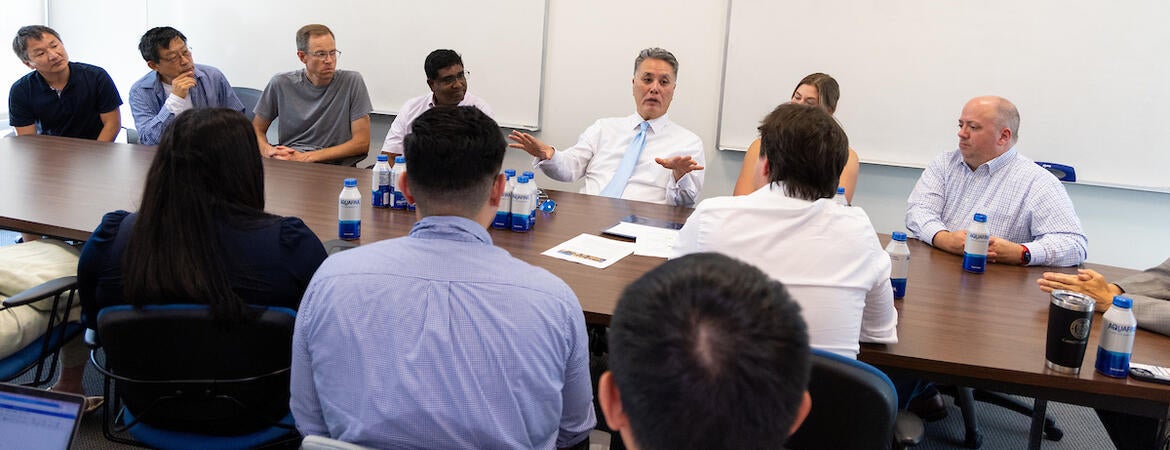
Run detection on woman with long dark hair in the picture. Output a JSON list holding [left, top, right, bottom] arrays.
[[78, 108, 326, 328], [733, 73, 861, 203]]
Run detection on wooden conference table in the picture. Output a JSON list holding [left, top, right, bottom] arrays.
[[3, 135, 1169, 445]]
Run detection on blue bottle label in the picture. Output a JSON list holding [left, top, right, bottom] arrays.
[[1094, 347, 1131, 378], [338, 220, 361, 240], [963, 253, 986, 273], [891, 278, 907, 299], [511, 213, 531, 232], [492, 211, 511, 229], [392, 191, 407, 209], [372, 187, 391, 208]]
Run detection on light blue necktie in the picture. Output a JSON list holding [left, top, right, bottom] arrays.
[[600, 121, 649, 198]]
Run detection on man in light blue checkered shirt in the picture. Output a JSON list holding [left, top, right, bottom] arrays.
[[291, 106, 595, 449], [906, 96, 1087, 267]]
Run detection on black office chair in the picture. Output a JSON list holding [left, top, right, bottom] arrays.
[[942, 386, 1062, 448], [90, 304, 299, 449], [232, 86, 263, 121], [0, 276, 82, 386], [787, 349, 922, 450]]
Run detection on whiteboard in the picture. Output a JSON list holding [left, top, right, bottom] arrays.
[[718, 0, 1170, 190], [50, 0, 547, 130]]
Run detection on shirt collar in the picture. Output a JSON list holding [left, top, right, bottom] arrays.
[[984, 146, 1018, 174], [758, 181, 819, 207], [954, 145, 1018, 174], [33, 62, 76, 93], [409, 216, 493, 245], [428, 92, 474, 108], [627, 112, 670, 134]]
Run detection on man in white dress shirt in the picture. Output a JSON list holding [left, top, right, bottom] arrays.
[[671, 103, 897, 358], [380, 49, 494, 164], [507, 48, 704, 206]]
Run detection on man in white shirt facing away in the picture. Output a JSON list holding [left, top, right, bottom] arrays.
[[671, 102, 897, 358]]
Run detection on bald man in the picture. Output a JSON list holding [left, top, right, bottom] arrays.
[[906, 96, 1087, 267]]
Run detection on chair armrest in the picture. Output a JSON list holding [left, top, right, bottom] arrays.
[[894, 410, 925, 448], [2, 276, 78, 307]]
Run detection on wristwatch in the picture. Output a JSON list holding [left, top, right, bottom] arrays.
[[1020, 244, 1031, 265]]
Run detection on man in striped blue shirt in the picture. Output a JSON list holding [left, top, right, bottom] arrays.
[[906, 96, 1087, 267], [291, 106, 595, 449]]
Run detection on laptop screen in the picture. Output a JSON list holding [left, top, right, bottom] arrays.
[[0, 383, 84, 450]]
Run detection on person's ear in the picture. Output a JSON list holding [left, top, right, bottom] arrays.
[[147, 60, 159, 72], [788, 390, 813, 436], [999, 127, 1012, 146], [400, 171, 414, 205], [489, 173, 505, 208], [598, 372, 629, 433]]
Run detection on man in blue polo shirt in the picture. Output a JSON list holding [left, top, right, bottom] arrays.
[[8, 25, 122, 140], [129, 27, 244, 145]]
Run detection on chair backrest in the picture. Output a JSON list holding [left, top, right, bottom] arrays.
[[232, 87, 263, 121], [123, 127, 139, 144], [95, 304, 296, 435], [786, 349, 898, 450]]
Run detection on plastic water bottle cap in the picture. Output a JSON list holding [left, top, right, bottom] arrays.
[[377, 154, 388, 162], [1112, 295, 1133, 309], [343, 178, 357, 187], [505, 169, 517, 176], [973, 213, 987, 222], [523, 171, 535, 179], [892, 231, 907, 241], [539, 199, 557, 213], [394, 156, 405, 164], [517, 176, 530, 183], [837, 187, 846, 194]]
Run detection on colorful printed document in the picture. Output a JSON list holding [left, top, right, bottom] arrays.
[[542, 233, 635, 269]]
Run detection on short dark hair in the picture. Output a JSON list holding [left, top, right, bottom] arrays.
[[403, 106, 505, 216], [12, 25, 61, 63], [758, 103, 849, 201], [793, 73, 840, 114], [296, 24, 333, 52], [123, 108, 272, 324], [424, 49, 463, 80], [609, 252, 811, 450], [138, 26, 187, 63]]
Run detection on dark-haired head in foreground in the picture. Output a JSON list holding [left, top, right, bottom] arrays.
[[402, 105, 506, 221], [599, 252, 812, 450]]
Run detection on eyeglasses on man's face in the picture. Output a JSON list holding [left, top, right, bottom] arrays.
[[160, 47, 193, 65], [435, 70, 469, 87], [308, 50, 341, 60]]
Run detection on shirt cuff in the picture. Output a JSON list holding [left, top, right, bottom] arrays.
[[1022, 241, 1045, 266], [163, 93, 192, 115], [918, 223, 948, 247]]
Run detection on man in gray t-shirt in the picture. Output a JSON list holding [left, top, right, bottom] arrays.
[[253, 24, 372, 166]]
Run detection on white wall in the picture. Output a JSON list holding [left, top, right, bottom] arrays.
[[0, 1, 47, 119]]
